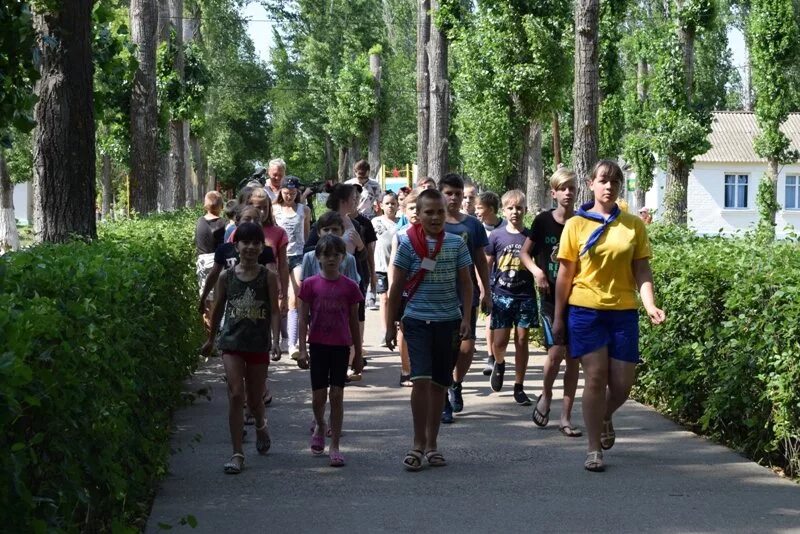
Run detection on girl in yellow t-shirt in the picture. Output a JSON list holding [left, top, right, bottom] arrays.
[[553, 160, 665, 473]]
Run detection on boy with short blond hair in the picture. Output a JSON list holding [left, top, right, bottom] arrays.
[[485, 190, 537, 404]]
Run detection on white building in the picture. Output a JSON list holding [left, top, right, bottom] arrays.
[[636, 112, 800, 238]]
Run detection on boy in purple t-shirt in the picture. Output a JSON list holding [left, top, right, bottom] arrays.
[[298, 235, 364, 467], [485, 190, 538, 406]]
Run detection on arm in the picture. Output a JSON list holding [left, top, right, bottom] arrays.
[[267, 271, 281, 357], [472, 246, 492, 314], [201, 270, 228, 356], [456, 265, 474, 340], [349, 302, 364, 372], [277, 244, 289, 314], [519, 236, 550, 296], [303, 205, 311, 242], [633, 257, 666, 325], [552, 259, 576, 345], [367, 241, 377, 292], [198, 262, 222, 314], [384, 263, 408, 350], [297, 298, 310, 368]]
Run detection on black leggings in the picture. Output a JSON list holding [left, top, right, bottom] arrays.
[[309, 343, 350, 390]]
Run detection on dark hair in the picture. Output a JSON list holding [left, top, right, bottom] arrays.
[[316, 210, 345, 230], [234, 221, 265, 243], [224, 200, 238, 219], [236, 205, 262, 224], [237, 185, 255, 205], [398, 186, 411, 195], [478, 191, 500, 213], [591, 159, 624, 184], [354, 159, 370, 172], [439, 173, 464, 191], [416, 188, 445, 210], [382, 191, 398, 201], [315, 234, 347, 258], [325, 183, 357, 211]]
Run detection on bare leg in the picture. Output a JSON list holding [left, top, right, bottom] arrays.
[[485, 316, 493, 358], [398, 326, 411, 376], [410, 380, 431, 451], [492, 328, 511, 364], [561, 351, 580, 427], [513, 326, 529, 385], [222, 354, 247, 455], [328, 386, 344, 452], [578, 348, 610, 453], [538, 345, 564, 415], [425, 383, 448, 451], [605, 358, 637, 419], [312, 388, 328, 437], [453, 338, 475, 382]]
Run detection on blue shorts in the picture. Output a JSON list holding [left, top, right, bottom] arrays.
[[288, 254, 303, 271], [401, 317, 460, 387], [568, 306, 640, 363], [490, 294, 538, 330]]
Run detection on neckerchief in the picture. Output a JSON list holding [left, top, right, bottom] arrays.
[[577, 201, 620, 256], [403, 223, 444, 302]]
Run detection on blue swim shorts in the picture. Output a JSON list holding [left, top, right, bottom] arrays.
[[490, 294, 538, 330], [567, 305, 640, 363]]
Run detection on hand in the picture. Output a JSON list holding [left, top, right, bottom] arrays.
[[385, 329, 397, 351], [647, 306, 666, 325], [200, 339, 214, 357], [480, 293, 493, 315], [533, 270, 550, 296], [270, 339, 281, 359], [352, 349, 364, 374], [459, 319, 471, 341], [552, 318, 566, 346]]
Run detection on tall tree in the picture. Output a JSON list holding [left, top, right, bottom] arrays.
[[368, 48, 383, 179], [572, 0, 601, 203], [168, 0, 185, 209], [0, 149, 20, 252], [416, 0, 431, 179], [32, 0, 96, 242], [749, 0, 800, 239], [129, 0, 159, 214], [427, 0, 449, 183]]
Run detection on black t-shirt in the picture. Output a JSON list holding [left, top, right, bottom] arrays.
[[304, 215, 377, 293], [214, 242, 276, 269], [530, 210, 565, 289], [195, 216, 227, 255]]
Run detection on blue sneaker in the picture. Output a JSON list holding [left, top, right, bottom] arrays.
[[449, 382, 464, 413], [441, 399, 454, 424]]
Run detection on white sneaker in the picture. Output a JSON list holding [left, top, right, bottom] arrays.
[[289, 345, 300, 360], [280, 338, 289, 353]]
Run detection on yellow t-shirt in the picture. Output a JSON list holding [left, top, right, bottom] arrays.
[[557, 211, 651, 310]]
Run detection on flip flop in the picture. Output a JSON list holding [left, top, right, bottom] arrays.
[[310, 432, 325, 455], [223, 453, 245, 474], [256, 422, 271, 455], [559, 425, 583, 438], [531, 395, 550, 427], [425, 450, 447, 467], [329, 450, 345, 467], [403, 449, 424, 471]]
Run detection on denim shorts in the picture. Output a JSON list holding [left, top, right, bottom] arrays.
[[567, 305, 640, 363], [490, 294, 538, 330], [401, 317, 460, 387], [288, 254, 304, 271]]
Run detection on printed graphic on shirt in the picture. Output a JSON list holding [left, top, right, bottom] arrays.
[[227, 287, 267, 323]]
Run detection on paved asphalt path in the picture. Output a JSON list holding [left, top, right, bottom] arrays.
[[147, 309, 799, 533]]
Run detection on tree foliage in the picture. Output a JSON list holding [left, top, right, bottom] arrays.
[[0, 2, 39, 146]]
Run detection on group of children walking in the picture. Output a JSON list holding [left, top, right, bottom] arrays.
[[195, 158, 665, 475]]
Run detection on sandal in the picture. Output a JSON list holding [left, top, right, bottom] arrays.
[[297, 357, 309, 370], [310, 430, 325, 455], [270, 352, 281, 362], [559, 425, 583, 438], [399, 374, 413, 387], [329, 450, 345, 467], [531, 394, 550, 427], [256, 422, 271, 455], [403, 449, 424, 471], [224, 453, 245, 474], [425, 450, 447, 467], [263, 393, 273, 406], [584, 450, 605, 472], [601, 419, 616, 450], [244, 411, 255, 426]]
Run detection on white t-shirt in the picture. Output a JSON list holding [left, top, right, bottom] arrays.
[[345, 177, 381, 219]]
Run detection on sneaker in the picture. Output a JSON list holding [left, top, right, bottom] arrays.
[[441, 399, 454, 424], [482, 355, 495, 376], [289, 345, 300, 361], [347, 369, 363, 382], [449, 382, 464, 413], [513, 388, 532, 406], [280, 337, 289, 353], [490, 361, 505, 392], [368, 298, 379, 311]]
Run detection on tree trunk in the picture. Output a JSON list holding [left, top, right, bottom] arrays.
[[168, 0, 185, 209], [348, 138, 361, 175], [662, 155, 688, 224], [758, 158, 780, 239], [572, 0, 600, 204], [324, 134, 335, 181], [190, 134, 206, 200], [183, 121, 196, 206], [157, 0, 171, 211], [633, 58, 649, 211], [677, 24, 696, 100], [129, 0, 159, 215], [32, 1, 96, 243], [101, 153, 113, 219], [0, 149, 20, 252], [416, 0, 431, 180], [552, 112, 562, 167], [337, 146, 348, 183], [524, 120, 547, 214], [368, 52, 382, 180], [427, 0, 449, 184]]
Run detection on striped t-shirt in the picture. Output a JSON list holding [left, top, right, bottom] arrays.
[[393, 232, 472, 321]]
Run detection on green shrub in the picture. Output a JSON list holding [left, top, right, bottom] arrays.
[[636, 224, 800, 476], [0, 210, 204, 532]]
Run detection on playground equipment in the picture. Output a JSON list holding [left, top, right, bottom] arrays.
[[378, 164, 416, 192]]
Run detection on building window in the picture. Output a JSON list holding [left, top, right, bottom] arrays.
[[724, 174, 748, 208], [786, 175, 799, 210]]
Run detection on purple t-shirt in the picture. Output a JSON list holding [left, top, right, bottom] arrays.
[[486, 226, 534, 298], [298, 274, 364, 346]]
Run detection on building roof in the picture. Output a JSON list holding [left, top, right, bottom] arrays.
[[695, 111, 800, 163]]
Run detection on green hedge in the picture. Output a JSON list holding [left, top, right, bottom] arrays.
[[0, 210, 203, 532], [636, 225, 800, 476]]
